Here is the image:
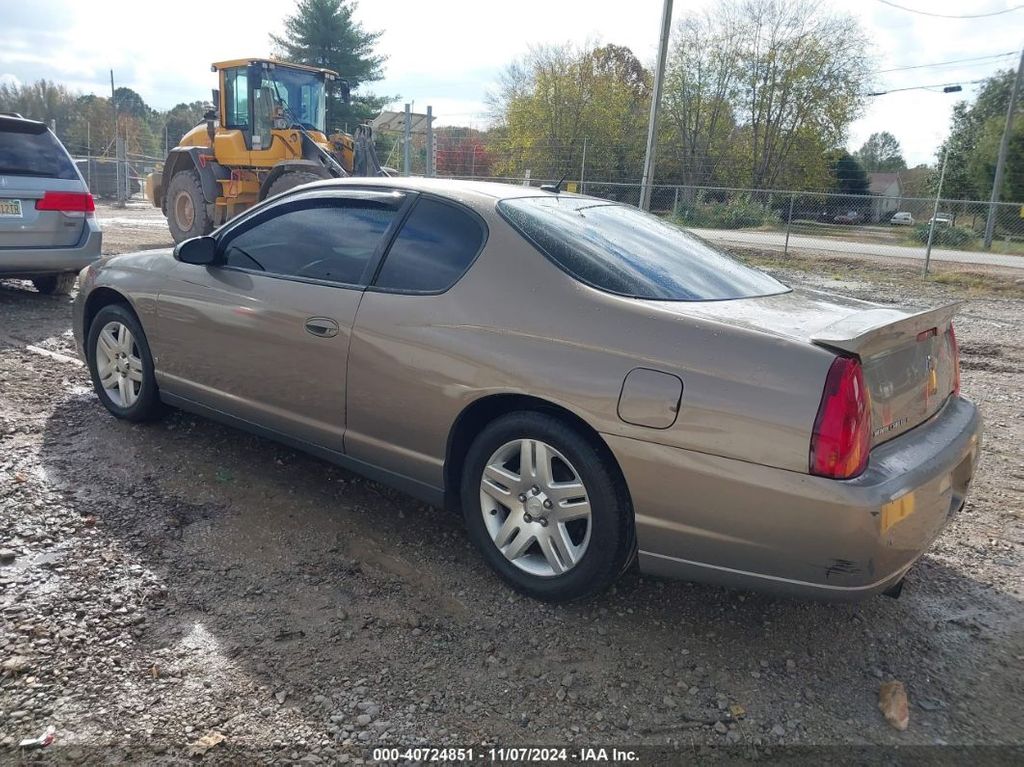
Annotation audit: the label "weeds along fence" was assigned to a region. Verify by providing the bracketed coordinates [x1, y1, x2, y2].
[453, 175, 1024, 267]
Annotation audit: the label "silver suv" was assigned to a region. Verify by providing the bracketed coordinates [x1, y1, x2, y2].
[0, 113, 102, 294]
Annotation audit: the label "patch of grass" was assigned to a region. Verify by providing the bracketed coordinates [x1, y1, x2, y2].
[928, 270, 1024, 296]
[732, 248, 1024, 299]
[672, 194, 780, 229]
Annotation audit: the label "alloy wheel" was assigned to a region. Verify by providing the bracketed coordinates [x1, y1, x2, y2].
[479, 438, 592, 577]
[95, 321, 143, 408]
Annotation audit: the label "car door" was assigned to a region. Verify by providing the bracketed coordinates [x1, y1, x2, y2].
[155, 189, 408, 452]
[346, 195, 488, 488]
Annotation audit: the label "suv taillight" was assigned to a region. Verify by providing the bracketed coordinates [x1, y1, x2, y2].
[810, 356, 870, 479]
[35, 191, 95, 214]
[947, 323, 961, 396]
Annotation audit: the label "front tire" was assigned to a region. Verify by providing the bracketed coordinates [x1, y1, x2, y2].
[166, 171, 212, 244]
[265, 170, 326, 199]
[461, 412, 634, 602]
[86, 304, 162, 422]
[32, 272, 77, 295]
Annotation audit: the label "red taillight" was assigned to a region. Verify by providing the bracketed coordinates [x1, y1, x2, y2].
[810, 356, 870, 479]
[35, 191, 95, 214]
[947, 323, 961, 396]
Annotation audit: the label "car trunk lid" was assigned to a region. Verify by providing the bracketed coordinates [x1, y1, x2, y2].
[811, 302, 958, 446]
[650, 288, 959, 447]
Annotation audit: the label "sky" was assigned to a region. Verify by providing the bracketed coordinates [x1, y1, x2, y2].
[1, 0, 1021, 167]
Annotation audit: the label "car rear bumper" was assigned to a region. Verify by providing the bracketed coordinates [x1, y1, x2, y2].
[606, 396, 982, 600]
[0, 218, 102, 276]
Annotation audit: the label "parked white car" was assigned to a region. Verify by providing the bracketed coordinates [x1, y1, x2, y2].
[889, 212, 914, 226]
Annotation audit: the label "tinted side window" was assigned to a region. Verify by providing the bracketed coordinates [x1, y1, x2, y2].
[498, 197, 787, 301]
[0, 127, 79, 180]
[374, 198, 484, 292]
[222, 201, 398, 285]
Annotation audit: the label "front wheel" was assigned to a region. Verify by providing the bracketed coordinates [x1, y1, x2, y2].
[86, 304, 162, 422]
[461, 412, 634, 602]
[166, 171, 212, 244]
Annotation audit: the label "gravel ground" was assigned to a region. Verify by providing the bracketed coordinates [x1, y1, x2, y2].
[1, 203, 1022, 763]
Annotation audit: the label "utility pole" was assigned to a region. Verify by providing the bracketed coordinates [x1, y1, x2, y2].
[111, 69, 126, 207]
[580, 136, 587, 195]
[639, 0, 673, 211]
[402, 103, 412, 176]
[426, 105, 434, 177]
[925, 144, 950, 276]
[983, 47, 1024, 250]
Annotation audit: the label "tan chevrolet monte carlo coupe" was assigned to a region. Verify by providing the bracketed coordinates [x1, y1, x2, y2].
[72, 178, 982, 602]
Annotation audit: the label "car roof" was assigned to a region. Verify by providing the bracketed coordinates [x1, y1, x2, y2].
[298, 176, 591, 209]
[0, 114, 48, 134]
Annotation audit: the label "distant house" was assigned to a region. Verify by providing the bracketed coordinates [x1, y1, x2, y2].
[868, 172, 903, 222]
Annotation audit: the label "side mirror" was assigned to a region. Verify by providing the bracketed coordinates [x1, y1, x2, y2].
[173, 236, 219, 265]
[339, 80, 351, 105]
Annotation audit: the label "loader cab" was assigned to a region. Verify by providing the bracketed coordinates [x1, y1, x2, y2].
[213, 59, 337, 161]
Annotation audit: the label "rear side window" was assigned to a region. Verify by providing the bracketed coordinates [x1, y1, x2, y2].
[498, 197, 788, 301]
[373, 197, 485, 292]
[222, 199, 399, 285]
[0, 124, 78, 180]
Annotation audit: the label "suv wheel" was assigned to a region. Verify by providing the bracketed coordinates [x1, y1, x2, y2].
[32, 272, 77, 295]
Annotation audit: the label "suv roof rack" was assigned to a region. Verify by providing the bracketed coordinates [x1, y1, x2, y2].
[0, 111, 25, 118]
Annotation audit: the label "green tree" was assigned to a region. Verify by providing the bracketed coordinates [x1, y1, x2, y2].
[826, 150, 870, 195]
[160, 102, 208, 148]
[855, 131, 906, 172]
[113, 87, 151, 119]
[658, 0, 870, 189]
[0, 79, 78, 136]
[659, 7, 743, 187]
[936, 69, 1022, 202]
[63, 95, 115, 157]
[488, 43, 650, 187]
[738, 0, 870, 188]
[270, 0, 391, 130]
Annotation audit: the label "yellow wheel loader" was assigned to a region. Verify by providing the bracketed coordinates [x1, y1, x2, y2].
[146, 58, 385, 243]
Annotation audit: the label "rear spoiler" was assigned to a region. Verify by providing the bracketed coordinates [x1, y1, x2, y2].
[811, 303, 959, 358]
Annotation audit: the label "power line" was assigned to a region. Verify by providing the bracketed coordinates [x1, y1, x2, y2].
[867, 78, 987, 96]
[872, 51, 1017, 74]
[876, 1, 1024, 19]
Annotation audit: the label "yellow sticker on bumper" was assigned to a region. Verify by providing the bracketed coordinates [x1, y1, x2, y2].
[881, 493, 916, 532]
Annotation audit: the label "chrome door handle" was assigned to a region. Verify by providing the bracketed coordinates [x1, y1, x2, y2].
[304, 317, 340, 338]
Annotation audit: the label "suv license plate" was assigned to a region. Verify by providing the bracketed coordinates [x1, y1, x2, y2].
[0, 199, 23, 218]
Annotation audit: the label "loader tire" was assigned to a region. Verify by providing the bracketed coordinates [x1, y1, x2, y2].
[166, 171, 213, 244]
[265, 171, 325, 200]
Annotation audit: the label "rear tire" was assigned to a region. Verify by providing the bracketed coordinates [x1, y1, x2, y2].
[166, 171, 212, 244]
[86, 304, 162, 422]
[265, 170, 326, 199]
[32, 272, 77, 296]
[460, 412, 635, 602]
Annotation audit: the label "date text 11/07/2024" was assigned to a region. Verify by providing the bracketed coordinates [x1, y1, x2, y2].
[372, 747, 641, 763]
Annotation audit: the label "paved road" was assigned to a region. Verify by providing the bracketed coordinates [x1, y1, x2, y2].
[691, 227, 1024, 270]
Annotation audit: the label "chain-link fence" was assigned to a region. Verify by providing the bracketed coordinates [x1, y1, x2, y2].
[451, 175, 1024, 269]
[72, 154, 159, 202]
